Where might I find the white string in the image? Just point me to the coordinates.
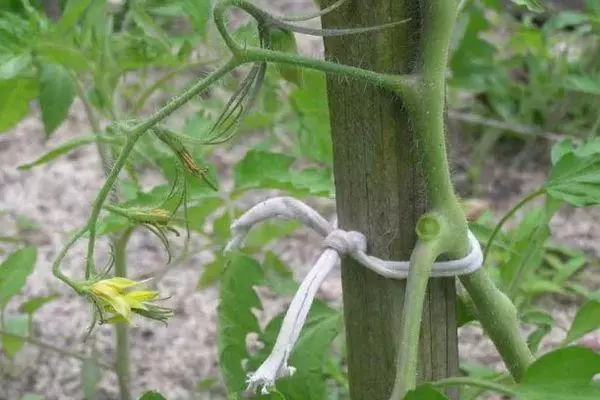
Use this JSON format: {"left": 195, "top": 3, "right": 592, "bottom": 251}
{"left": 223, "top": 196, "right": 483, "bottom": 394}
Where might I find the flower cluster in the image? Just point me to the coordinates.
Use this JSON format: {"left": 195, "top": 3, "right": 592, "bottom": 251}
{"left": 83, "top": 277, "right": 172, "bottom": 325}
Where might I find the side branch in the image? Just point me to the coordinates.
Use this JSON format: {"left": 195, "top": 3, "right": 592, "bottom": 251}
{"left": 389, "top": 237, "right": 442, "bottom": 400}
{"left": 459, "top": 270, "right": 534, "bottom": 381}
{"left": 213, "top": 0, "right": 415, "bottom": 94}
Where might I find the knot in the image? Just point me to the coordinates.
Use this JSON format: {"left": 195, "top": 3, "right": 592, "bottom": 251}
{"left": 322, "top": 229, "right": 367, "bottom": 255}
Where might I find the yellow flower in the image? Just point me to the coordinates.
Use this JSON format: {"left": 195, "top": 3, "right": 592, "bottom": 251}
{"left": 86, "top": 277, "right": 171, "bottom": 325}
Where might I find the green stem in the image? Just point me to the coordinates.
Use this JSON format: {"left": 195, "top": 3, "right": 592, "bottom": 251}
{"left": 460, "top": 270, "right": 534, "bottom": 382}
{"left": 84, "top": 60, "right": 239, "bottom": 278}
{"left": 244, "top": 47, "right": 407, "bottom": 91}
{"left": 397, "top": 0, "right": 468, "bottom": 261}
{"left": 430, "top": 376, "right": 517, "bottom": 397}
{"left": 114, "top": 228, "right": 134, "bottom": 400}
{"left": 483, "top": 189, "right": 545, "bottom": 263}
{"left": 53, "top": 226, "right": 89, "bottom": 291}
{"left": 213, "top": 0, "right": 411, "bottom": 93}
{"left": 390, "top": 239, "right": 442, "bottom": 399}
{"left": 74, "top": 76, "right": 114, "bottom": 177}
{"left": 129, "top": 59, "right": 221, "bottom": 116}
{"left": 418, "top": 0, "right": 460, "bottom": 212}
{"left": 0, "top": 329, "right": 114, "bottom": 371}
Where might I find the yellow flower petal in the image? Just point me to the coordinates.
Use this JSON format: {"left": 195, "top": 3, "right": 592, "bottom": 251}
{"left": 102, "top": 277, "right": 140, "bottom": 290}
{"left": 90, "top": 282, "right": 119, "bottom": 299}
{"left": 123, "top": 290, "right": 159, "bottom": 311}
{"left": 103, "top": 294, "right": 132, "bottom": 323}
{"left": 126, "top": 290, "right": 159, "bottom": 302}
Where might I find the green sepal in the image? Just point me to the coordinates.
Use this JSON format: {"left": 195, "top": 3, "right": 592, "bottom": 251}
{"left": 267, "top": 28, "right": 303, "bottom": 87}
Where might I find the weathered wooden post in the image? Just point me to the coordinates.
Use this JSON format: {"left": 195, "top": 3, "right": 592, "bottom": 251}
{"left": 321, "top": 1, "right": 459, "bottom": 398}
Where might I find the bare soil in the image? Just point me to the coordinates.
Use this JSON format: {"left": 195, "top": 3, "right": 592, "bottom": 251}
{"left": 1, "top": 2, "right": 600, "bottom": 399}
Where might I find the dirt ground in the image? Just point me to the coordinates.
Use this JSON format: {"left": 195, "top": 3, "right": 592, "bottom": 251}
{"left": 2, "top": 2, "right": 600, "bottom": 400}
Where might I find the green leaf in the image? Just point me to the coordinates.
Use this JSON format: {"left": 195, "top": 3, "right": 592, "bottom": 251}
{"left": 262, "top": 252, "right": 298, "bottom": 296}
{"left": 449, "top": 2, "right": 495, "bottom": 92}
{"left": 498, "top": 208, "right": 550, "bottom": 294}
{"left": 138, "top": 391, "right": 167, "bottom": 400}
{"left": 20, "top": 294, "right": 60, "bottom": 314}
{"left": 563, "top": 300, "right": 600, "bottom": 345}
{"left": 544, "top": 146, "right": 600, "bottom": 207}
{"left": 0, "top": 247, "right": 37, "bottom": 305}
{"left": 278, "top": 312, "right": 343, "bottom": 400}
{"left": 182, "top": 0, "right": 212, "bottom": 39}
{"left": 521, "top": 280, "right": 566, "bottom": 296}
{"left": 196, "top": 376, "right": 218, "bottom": 392}
{"left": 268, "top": 28, "right": 302, "bottom": 87}
{"left": 0, "top": 53, "right": 32, "bottom": 80}
{"left": 18, "top": 135, "right": 121, "bottom": 170}
{"left": 233, "top": 150, "right": 333, "bottom": 197}
{"left": 254, "top": 302, "right": 343, "bottom": 400}
{"left": 0, "top": 78, "right": 37, "bottom": 133}
{"left": 35, "top": 43, "right": 89, "bottom": 71}
{"left": 404, "top": 385, "right": 449, "bottom": 400}
{"left": 551, "top": 139, "right": 575, "bottom": 166}
{"left": 289, "top": 70, "right": 332, "bottom": 164}
{"left": 90, "top": 214, "right": 130, "bottom": 237}
{"left": 521, "top": 310, "right": 554, "bottom": 353}
{"left": 1, "top": 314, "right": 29, "bottom": 357}
{"left": 212, "top": 212, "right": 232, "bottom": 244}
{"left": 457, "top": 294, "right": 476, "bottom": 327}
{"left": 233, "top": 149, "right": 291, "bottom": 187}
{"left": 55, "top": 0, "right": 92, "bottom": 36}
{"left": 243, "top": 221, "right": 301, "bottom": 251}
{"left": 218, "top": 252, "right": 264, "bottom": 394}
{"left": 186, "top": 199, "right": 223, "bottom": 232}
{"left": 565, "top": 75, "right": 600, "bottom": 96}
{"left": 37, "top": 63, "right": 76, "bottom": 137}
{"left": 517, "top": 346, "right": 600, "bottom": 399}
{"left": 131, "top": 3, "right": 172, "bottom": 51}
{"left": 81, "top": 355, "right": 100, "bottom": 400}
{"left": 197, "top": 257, "right": 224, "bottom": 290}
{"left": 544, "top": 12, "right": 589, "bottom": 33}
{"left": 510, "top": 0, "right": 544, "bottom": 12}
{"left": 20, "top": 395, "right": 43, "bottom": 400}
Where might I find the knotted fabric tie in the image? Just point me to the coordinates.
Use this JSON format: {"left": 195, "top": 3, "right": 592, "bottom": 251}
{"left": 224, "top": 197, "right": 483, "bottom": 394}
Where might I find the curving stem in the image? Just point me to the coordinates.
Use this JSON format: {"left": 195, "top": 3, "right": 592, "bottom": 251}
{"left": 390, "top": 237, "right": 443, "bottom": 399}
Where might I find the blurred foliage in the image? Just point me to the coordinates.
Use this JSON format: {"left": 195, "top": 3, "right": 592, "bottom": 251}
{"left": 2, "top": 1, "right": 600, "bottom": 400}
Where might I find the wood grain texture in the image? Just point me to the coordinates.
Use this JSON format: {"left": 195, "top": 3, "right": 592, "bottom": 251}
{"left": 320, "top": 1, "right": 458, "bottom": 399}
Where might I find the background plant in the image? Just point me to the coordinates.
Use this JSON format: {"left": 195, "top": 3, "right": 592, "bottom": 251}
{"left": 1, "top": 1, "right": 600, "bottom": 400}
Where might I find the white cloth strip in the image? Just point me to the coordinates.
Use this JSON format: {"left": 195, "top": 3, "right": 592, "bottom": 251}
{"left": 224, "top": 196, "right": 484, "bottom": 394}
{"left": 225, "top": 196, "right": 483, "bottom": 279}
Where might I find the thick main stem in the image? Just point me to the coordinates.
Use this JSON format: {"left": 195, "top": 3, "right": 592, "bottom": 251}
{"left": 459, "top": 270, "right": 534, "bottom": 381}
{"left": 114, "top": 228, "right": 134, "bottom": 400}
{"left": 321, "top": 1, "right": 459, "bottom": 398}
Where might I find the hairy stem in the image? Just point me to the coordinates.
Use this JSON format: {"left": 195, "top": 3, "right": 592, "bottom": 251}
{"left": 213, "top": 0, "right": 412, "bottom": 93}
{"left": 390, "top": 238, "right": 442, "bottom": 399}
{"left": 431, "top": 376, "right": 517, "bottom": 397}
{"left": 53, "top": 226, "right": 89, "bottom": 290}
{"left": 84, "top": 60, "right": 238, "bottom": 278}
{"left": 483, "top": 189, "right": 545, "bottom": 263}
{"left": 460, "top": 270, "right": 534, "bottom": 381}
{"left": 0, "top": 329, "right": 114, "bottom": 371}
{"left": 400, "top": 0, "right": 468, "bottom": 259}
{"left": 114, "top": 228, "right": 134, "bottom": 400}
{"left": 418, "top": 0, "right": 461, "bottom": 212}
{"left": 130, "top": 59, "right": 221, "bottom": 115}
{"left": 245, "top": 47, "right": 409, "bottom": 91}
{"left": 74, "top": 77, "right": 114, "bottom": 176}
